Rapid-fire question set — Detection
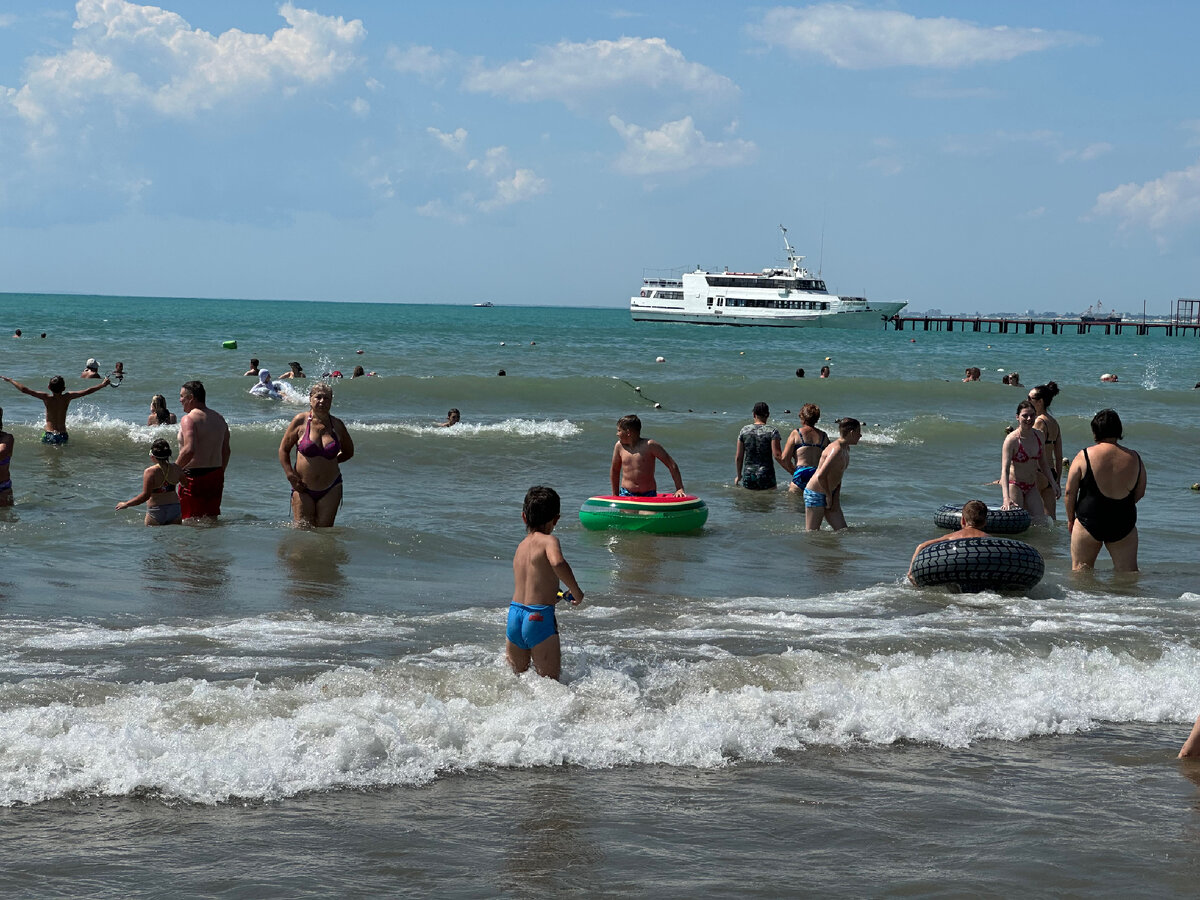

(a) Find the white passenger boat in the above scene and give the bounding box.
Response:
[630,226,906,328]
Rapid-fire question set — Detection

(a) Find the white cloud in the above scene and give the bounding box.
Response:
[5,0,365,131]
[387,44,456,79]
[609,115,756,176]
[420,144,546,220]
[428,126,468,153]
[749,4,1089,69]
[350,97,369,118]
[0,14,18,28]
[942,130,1110,163]
[1091,160,1200,233]
[464,37,737,111]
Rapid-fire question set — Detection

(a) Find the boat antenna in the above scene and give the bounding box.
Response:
[779,224,803,272]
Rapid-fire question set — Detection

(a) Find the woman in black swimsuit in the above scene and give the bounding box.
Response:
[1063,408,1146,572]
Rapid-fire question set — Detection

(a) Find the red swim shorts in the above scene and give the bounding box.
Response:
[179,467,225,519]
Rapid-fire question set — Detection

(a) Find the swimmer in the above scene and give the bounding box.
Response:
[81,358,102,379]
[506,485,584,681]
[795,368,805,378]
[0,407,13,506]
[279,361,306,380]
[610,414,685,497]
[278,382,354,527]
[115,438,184,526]
[1029,381,1064,520]
[147,393,177,426]
[962,367,981,382]
[820,365,831,378]
[12,330,20,338]
[804,417,861,531]
[437,408,461,428]
[781,403,829,494]
[1,373,112,444]
[734,401,783,490]
[244,358,260,377]
[248,369,283,400]
[1100,373,1119,383]
[1001,400,1059,523]
[907,499,990,583]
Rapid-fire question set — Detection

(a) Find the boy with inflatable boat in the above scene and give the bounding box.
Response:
[580,414,710,533]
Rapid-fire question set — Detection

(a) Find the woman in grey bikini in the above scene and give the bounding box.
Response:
[116,438,184,525]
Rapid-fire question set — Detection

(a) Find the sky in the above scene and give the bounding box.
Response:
[0,1,1198,314]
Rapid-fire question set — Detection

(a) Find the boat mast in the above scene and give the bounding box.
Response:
[779,224,805,274]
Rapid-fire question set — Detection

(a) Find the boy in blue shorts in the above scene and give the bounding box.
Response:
[506,486,585,680]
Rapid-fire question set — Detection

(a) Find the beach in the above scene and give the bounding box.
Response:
[2,293,1200,895]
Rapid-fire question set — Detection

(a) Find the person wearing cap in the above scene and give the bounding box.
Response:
[249,369,283,400]
[81,359,102,379]
[116,438,184,525]
[0,373,112,444]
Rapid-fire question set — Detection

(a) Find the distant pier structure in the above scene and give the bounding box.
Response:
[888,298,1200,336]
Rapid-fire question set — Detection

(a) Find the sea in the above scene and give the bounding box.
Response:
[1,292,1199,897]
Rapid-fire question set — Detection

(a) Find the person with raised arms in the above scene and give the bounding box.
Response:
[1,373,112,444]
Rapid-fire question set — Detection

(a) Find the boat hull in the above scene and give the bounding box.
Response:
[630,301,906,329]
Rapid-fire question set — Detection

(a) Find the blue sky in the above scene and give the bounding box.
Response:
[0,1,1197,314]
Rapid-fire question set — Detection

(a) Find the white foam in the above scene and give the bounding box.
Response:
[4,640,1199,806]
[350,418,582,438]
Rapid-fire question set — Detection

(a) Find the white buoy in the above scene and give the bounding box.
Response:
[655,356,665,363]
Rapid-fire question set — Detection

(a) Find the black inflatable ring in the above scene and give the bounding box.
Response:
[910,537,1044,593]
[934,503,1031,535]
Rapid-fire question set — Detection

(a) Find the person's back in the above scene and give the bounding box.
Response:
[506,486,583,680]
[1083,442,1141,498]
[907,500,990,582]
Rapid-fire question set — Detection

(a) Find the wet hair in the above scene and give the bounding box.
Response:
[150,438,172,460]
[150,394,171,424]
[1016,399,1036,417]
[618,414,642,435]
[523,485,561,530]
[1030,381,1059,408]
[182,380,205,404]
[837,417,861,437]
[447,408,459,419]
[795,368,805,378]
[288,361,303,373]
[752,401,769,420]
[0,406,4,427]
[310,382,333,400]
[961,499,988,528]
[799,403,821,426]
[250,358,259,367]
[352,365,365,377]
[48,376,65,393]
[1091,408,1123,441]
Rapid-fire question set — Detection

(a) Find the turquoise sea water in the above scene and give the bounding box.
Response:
[2,293,1200,895]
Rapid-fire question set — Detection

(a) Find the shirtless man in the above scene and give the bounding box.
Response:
[176,380,231,521]
[907,499,990,583]
[804,417,861,531]
[610,414,685,497]
[0,373,112,444]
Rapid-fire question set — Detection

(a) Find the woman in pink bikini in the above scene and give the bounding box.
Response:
[278,382,355,527]
[1000,400,1059,523]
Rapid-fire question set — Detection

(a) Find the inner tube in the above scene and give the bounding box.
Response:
[579,494,708,533]
[222,340,238,350]
[910,537,1044,593]
[934,503,1030,535]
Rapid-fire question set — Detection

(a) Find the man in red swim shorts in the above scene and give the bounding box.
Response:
[175,380,230,522]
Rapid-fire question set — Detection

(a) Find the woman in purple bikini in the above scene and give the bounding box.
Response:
[278,382,354,527]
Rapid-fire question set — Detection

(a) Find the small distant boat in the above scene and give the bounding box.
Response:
[473,301,494,308]
[1080,302,1121,323]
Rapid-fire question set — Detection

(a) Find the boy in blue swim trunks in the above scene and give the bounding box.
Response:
[1,373,112,444]
[805,417,861,532]
[610,414,686,497]
[506,485,585,680]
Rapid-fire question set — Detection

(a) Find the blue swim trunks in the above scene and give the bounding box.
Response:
[803,487,827,508]
[506,602,558,649]
[41,431,68,445]
[618,487,657,497]
[791,466,817,489]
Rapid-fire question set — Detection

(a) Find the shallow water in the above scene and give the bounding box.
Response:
[2,293,1199,892]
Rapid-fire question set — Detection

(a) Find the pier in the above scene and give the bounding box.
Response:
[888,298,1200,336]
